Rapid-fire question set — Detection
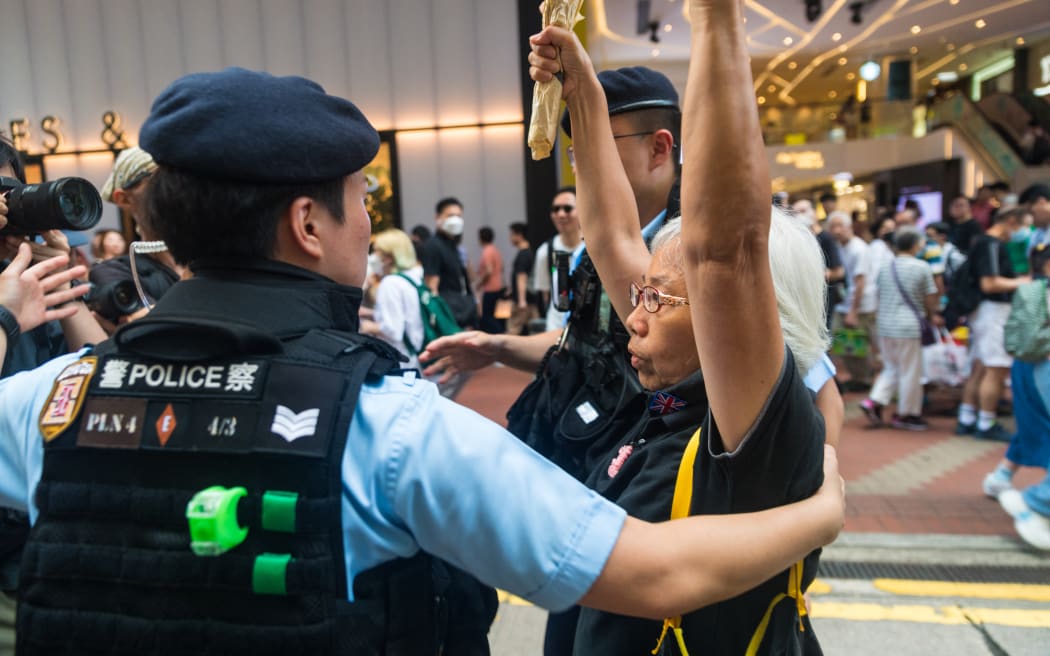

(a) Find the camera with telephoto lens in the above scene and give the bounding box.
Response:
[83,279,142,322]
[0,176,103,235]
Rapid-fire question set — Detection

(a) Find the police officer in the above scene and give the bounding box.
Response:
[0,68,845,655]
[422,67,682,478]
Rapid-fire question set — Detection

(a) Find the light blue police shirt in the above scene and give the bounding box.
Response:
[0,351,627,612]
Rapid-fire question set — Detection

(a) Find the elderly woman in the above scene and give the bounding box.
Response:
[529,1,831,652]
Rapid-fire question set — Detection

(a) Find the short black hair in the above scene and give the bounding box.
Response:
[410,224,432,241]
[509,222,528,238]
[0,135,26,184]
[990,181,1011,192]
[435,197,462,216]
[619,107,682,170]
[1031,242,1050,274]
[148,165,345,265]
[992,207,1030,225]
[553,185,576,198]
[926,221,951,236]
[819,192,837,205]
[478,226,494,243]
[1020,184,1050,205]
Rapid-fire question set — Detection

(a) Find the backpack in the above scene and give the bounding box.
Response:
[396,273,462,353]
[1005,279,1050,362]
[943,256,982,328]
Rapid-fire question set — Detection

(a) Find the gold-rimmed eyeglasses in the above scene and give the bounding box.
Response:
[629,281,689,313]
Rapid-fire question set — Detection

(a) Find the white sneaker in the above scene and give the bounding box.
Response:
[998,489,1029,518]
[1015,511,1050,550]
[982,471,1013,498]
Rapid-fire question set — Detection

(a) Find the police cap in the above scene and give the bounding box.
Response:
[139,67,379,184]
[561,66,679,139]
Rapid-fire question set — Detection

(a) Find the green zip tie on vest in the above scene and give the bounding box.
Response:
[261,490,298,533]
[252,553,292,595]
[186,486,249,556]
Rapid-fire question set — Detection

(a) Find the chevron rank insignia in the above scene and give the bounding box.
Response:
[39,356,98,442]
[270,405,320,443]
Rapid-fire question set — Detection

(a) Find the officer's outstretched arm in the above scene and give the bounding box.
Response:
[581,445,844,619]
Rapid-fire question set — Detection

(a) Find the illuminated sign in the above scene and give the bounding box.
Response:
[775,151,826,170]
[7,111,128,154]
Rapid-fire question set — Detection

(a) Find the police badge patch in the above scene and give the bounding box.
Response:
[38,356,98,442]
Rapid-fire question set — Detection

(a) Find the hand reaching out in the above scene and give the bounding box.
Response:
[0,242,90,333]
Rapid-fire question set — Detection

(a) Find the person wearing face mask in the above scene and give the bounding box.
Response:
[956,208,1033,441]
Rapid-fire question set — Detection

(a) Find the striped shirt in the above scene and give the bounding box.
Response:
[875,256,936,339]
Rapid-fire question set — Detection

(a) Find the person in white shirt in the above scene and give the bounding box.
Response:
[532,187,584,331]
[828,211,872,386]
[360,229,426,369]
[847,214,897,373]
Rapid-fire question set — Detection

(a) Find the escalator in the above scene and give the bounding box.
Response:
[927,91,1025,182]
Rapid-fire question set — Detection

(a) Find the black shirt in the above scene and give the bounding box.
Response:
[511,247,535,303]
[421,234,467,295]
[949,218,982,255]
[570,351,825,655]
[970,234,1015,303]
[816,230,843,273]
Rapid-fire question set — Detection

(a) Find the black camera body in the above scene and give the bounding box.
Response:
[0,176,102,235]
[83,279,142,323]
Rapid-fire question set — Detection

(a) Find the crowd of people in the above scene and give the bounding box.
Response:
[0,0,1045,652]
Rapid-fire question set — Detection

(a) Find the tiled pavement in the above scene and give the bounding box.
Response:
[453,366,1044,538]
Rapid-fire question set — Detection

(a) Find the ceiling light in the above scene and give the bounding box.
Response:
[1016,37,1025,46]
[847,72,856,81]
[910,25,921,35]
[768,84,777,92]
[937,71,959,83]
[975,19,986,29]
[788,61,798,70]
[947,43,956,51]
[757,96,766,105]
[651,48,660,57]
[664,24,673,32]
[832,32,842,42]
[959,62,968,71]
[949,0,959,4]
[838,57,848,65]
[859,60,881,81]
[784,37,794,46]
[829,90,838,99]
[909,46,918,55]
[931,77,941,85]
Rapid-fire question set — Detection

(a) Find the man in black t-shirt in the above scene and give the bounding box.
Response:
[956,208,1032,441]
[506,222,538,336]
[794,198,845,329]
[947,196,983,255]
[421,197,476,328]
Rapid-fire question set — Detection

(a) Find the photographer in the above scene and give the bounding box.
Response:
[89,147,181,332]
[0,136,106,378]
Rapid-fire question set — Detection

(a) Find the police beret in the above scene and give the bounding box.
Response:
[139,67,379,184]
[561,66,679,138]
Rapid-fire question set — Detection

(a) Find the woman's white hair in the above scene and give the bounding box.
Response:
[650,208,829,374]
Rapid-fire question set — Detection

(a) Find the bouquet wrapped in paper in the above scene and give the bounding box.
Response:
[527,0,585,160]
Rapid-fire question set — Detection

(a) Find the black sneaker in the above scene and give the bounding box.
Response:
[976,423,1012,443]
[859,399,883,426]
[891,415,929,431]
[954,421,976,436]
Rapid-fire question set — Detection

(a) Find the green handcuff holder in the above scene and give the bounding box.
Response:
[186,486,249,556]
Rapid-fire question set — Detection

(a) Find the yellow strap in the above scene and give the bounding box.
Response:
[670,428,702,520]
[651,428,702,654]
[744,593,787,656]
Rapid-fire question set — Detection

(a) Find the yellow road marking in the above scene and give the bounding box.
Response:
[497,590,533,606]
[873,579,1050,603]
[808,580,832,595]
[812,602,1050,628]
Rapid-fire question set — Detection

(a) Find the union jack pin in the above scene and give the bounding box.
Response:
[648,391,686,416]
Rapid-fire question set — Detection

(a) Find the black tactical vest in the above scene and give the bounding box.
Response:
[17,260,482,656]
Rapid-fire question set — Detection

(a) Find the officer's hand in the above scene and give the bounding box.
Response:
[528,26,594,101]
[0,242,89,332]
[817,445,846,543]
[419,331,501,383]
